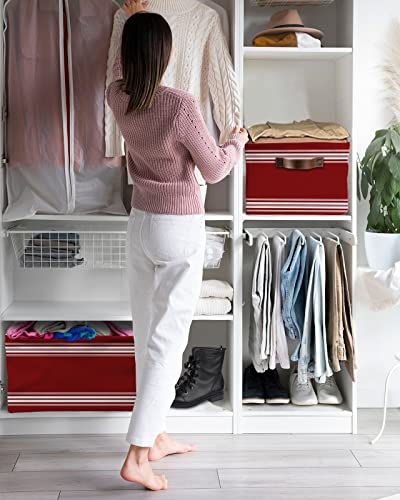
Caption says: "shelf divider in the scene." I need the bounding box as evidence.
[244,47,353,61]
[1,301,233,322]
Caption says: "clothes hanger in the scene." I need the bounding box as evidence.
[325,231,341,245]
[276,231,287,244]
[295,229,306,245]
[309,231,322,243]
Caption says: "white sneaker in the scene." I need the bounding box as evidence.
[315,376,343,405]
[290,372,318,406]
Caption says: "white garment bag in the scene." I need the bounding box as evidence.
[3,0,126,221]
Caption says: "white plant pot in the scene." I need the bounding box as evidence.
[365,231,400,270]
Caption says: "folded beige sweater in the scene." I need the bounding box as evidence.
[248,119,350,142]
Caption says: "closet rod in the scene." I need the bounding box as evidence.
[243,228,357,247]
[6,226,232,238]
[210,228,232,239]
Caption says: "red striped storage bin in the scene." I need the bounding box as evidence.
[245,141,350,215]
[5,336,136,412]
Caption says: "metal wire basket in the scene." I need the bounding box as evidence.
[8,223,230,271]
[8,223,127,270]
[250,0,334,6]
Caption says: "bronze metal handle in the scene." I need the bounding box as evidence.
[276,157,324,170]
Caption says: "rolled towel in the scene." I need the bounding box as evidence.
[200,280,234,300]
[195,298,232,316]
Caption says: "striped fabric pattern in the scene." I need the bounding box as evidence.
[8,393,136,407]
[245,142,350,215]
[6,338,136,412]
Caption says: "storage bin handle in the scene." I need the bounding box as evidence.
[276,157,324,170]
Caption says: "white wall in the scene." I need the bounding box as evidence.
[355,0,400,407]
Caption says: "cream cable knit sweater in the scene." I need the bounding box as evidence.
[104,0,240,158]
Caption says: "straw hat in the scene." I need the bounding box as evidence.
[253,9,324,41]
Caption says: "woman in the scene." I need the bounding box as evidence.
[107,0,248,491]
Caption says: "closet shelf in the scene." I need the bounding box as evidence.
[243,47,353,61]
[240,404,353,433]
[1,301,234,322]
[243,214,352,222]
[0,400,232,420]
[23,212,234,222]
[0,400,233,433]
[242,403,352,417]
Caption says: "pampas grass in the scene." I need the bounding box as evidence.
[383,18,400,123]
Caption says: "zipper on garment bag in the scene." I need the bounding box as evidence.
[2,5,9,170]
[1,102,7,168]
[58,0,75,214]
[64,0,76,212]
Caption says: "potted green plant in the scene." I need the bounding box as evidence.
[359,125,400,270]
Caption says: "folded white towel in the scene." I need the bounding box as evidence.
[195,298,232,316]
[200,280,234,300]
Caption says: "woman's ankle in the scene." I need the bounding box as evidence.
[155,432,168,443]
[127,444,150,465]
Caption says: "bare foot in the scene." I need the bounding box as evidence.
[120,454,168,491]
[149,432,195,462]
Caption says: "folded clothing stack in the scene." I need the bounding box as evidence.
[252,8,325,48]
[21,233,84,268]
[195,280,234,316]
[6,321,133,341]
[253,32,321,49]
[247,120,350,144]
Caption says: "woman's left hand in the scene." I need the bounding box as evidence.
[123,0,148,16]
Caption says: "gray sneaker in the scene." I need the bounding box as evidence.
[290,371,318,406]
[315,376,343,405]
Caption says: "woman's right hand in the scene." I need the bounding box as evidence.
[123,0,148,16]
[233,126,249,144]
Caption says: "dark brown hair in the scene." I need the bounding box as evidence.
[121,12,172,113]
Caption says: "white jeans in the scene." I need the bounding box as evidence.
[126,209,205,447]
[249,235,271,373]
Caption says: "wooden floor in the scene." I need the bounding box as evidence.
[0,409,400,500]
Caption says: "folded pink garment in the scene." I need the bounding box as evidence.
[7,321,133,339]
[106,321,134,337]
[6,322,54,340]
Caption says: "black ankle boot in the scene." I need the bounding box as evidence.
[172,346,225,409]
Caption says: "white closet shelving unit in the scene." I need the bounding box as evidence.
[0,0,357,435]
